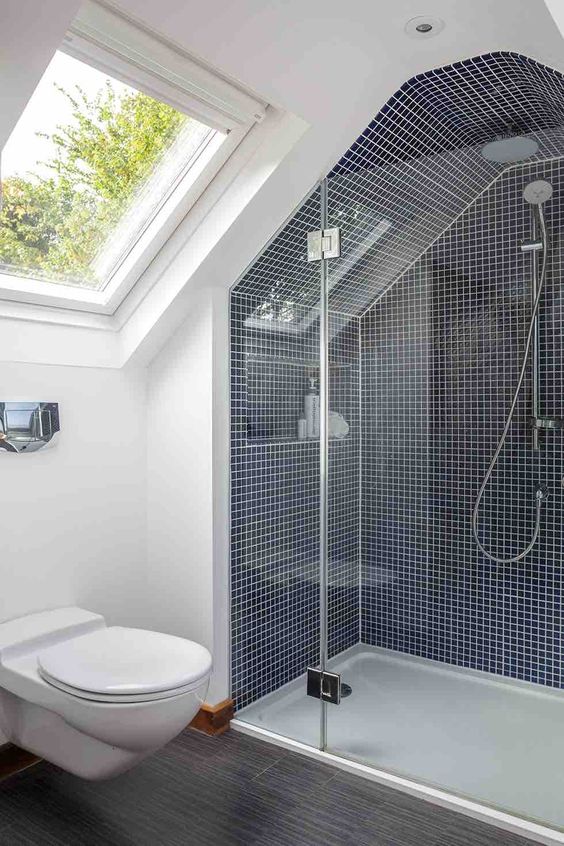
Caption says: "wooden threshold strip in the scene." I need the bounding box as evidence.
[189,699,234,736]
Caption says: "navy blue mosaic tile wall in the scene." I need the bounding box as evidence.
[231,291,360,709]
[362,158,564,687]
[333,52,564,175]
[235,53,564,321]
[231,51,564,711]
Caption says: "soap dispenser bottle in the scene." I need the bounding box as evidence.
[304,376,320,438]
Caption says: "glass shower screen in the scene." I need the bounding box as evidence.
[231,186,325,748]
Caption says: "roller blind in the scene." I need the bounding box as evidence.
[63,0,267,132]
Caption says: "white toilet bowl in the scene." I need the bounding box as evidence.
[0,607,212,780]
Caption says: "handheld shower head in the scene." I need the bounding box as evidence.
[523,180,553,205]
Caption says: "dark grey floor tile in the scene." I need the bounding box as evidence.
[0,729,538,846]
[202,728,289,781]
[252,749,337,798]
[0,768,148,846]
[323,771,534,846]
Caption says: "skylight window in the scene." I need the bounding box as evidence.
[0,0,266,313]
[0,50,222,292]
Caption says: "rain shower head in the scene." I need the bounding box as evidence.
[481,136,539,163]
[523,180,553,205]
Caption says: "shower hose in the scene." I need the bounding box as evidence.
[471,206,549,564]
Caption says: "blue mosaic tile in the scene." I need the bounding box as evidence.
[362,159,564,689]
[231,51,564,710]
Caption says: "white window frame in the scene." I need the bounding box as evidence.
[0,0,265,315]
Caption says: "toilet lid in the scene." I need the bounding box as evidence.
[36,627,212,698]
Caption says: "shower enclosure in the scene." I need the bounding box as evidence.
[230,52,564,838]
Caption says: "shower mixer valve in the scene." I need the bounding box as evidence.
[520,238,543,253]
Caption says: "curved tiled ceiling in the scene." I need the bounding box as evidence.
[332,52,564,175]
[234,52,564,319]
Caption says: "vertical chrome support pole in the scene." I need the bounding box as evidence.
[319,179,329,751]
[531,209,540,451]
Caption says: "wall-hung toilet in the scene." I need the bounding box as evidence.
[0,607,212,780]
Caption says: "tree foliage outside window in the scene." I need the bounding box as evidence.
[0,80,187,287]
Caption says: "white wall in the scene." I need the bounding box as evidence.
[0,362,147,626]
[0,305,231,707]
[0,293,230,706]
[146,286,230,703]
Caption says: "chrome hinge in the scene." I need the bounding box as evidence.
[307,227,341,262]
[306,667,341,704]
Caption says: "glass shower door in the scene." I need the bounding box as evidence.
[321,164,432,771]
[230,186,325,750]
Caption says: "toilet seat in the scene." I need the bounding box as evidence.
[38,671,206,703]
[36,626,212,704]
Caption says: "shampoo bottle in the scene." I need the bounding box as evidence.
[304,377,320,438]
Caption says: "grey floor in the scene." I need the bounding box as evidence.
[0,728,536,846]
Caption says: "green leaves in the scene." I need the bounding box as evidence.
[0,79,187,286]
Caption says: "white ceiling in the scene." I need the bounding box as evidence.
[0,0,82,151]
[5,0,561,182]
[112,0,564,144]
[1,0,563,367]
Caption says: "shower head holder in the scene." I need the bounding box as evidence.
[532,416,563,430]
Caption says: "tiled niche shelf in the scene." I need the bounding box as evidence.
[245,353,353,444]
[245,436,353,448]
